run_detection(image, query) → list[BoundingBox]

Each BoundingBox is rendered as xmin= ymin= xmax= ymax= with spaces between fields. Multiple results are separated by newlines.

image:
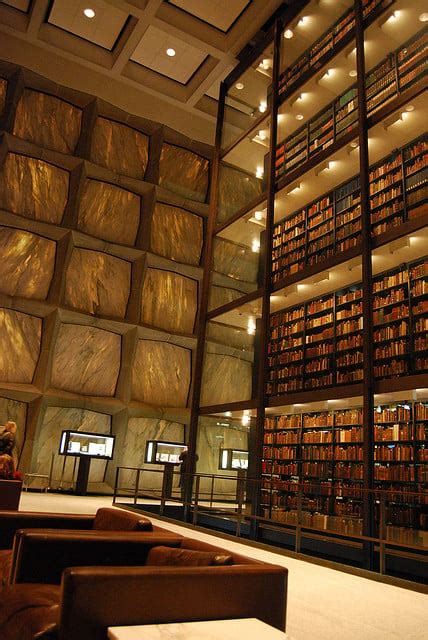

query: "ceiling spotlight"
xmin=349 ymin=70 xmax=357 ymax=77
xmin=235 ymin=82 xmax=244 ymax=90
xmin=420 ymin=13 xmax=428 ymax=22
xmin=405 ymin=104 xmax=415 ymax=112
xmin=166 ymin=48 xmax=176 ymax=57
xmin=350 ymin=140 xmax=359 ymax=148
xmin=378 ymin=10 xmax=397 ymax=28
xmin=284 ymin=28 xmax=294 ymax=39
xmin=83 ymin=8 xmax=95 ymax=18
xmin=295 ymin=114 xmax=304 ymax=120
xmin=259 ymin=101 xmax=267 ymax=113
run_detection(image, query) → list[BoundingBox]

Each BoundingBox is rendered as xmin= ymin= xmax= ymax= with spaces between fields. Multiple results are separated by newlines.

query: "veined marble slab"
xmin=13 ymin=89 xmax=82 ymax=154
xmin=118 ymin=417 xmax=184 ymax=489
xmin=33 ymin=406 xmax=111 ymax=484
xmin=150 ymin=203 xmax=203 ymax=266
xmin=51 ymin=324 xmax=121 ymax=396
xmin=208 ymin=285 xmax=245 ymax=312
xmin=159 ymin=143 xmax=209 ymax=203
xmin=132 ymin=340 xmax=191 ymax=407
xmin=0 ymin=308 xmax=42 ymax=384
xmin=141 ymin=269 xmax=197 ymax=334
xmin=64 ymin=248 xmax=131 ymax=318
xmin=0 ymin=153 xmax=69 ymax=224
xmin=0 ymin=227 xmax=56 ymax=300
xmin=200 ymin=352 xmax=252 ymax=406
xmin=213 ymin=237 xmax=259 ymax=284
xmin=90 ymin=118 xmax=148 ymax=179
xmin=218 ymin=164 xmax=263 ymax=223
xmin=77 ymin=179 xmax=141 ymax=246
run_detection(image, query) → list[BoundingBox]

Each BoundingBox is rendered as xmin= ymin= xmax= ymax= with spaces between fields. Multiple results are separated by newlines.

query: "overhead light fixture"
xmin=258 ymin=130 xmax=267 ymax=140
xmin=420 ymin=13 xmax=428 ymax=22
xmin=256 ymin=166 xmax=264 ymax=179
xmin=284 ymin=181 xmax=301 ymax=195
xmin=383 ymin=112 xmax=403 ymax=129
xmin=376 ymin=405 xmax=382 ymax=414
xmin=346 ymin=46 xmax=356 ymax=58
xmin=405 ymin=104 xmax=415 ymax=112
xmin=83 ymin=8 xmax=95 ymax=18
xmin=258 ymin=101 xmax=267 ymax=113
xmin=295 ymin=114 xmax=304 ymax=120
xmin=252 ymin=239 xmax=260 ymax=253
xmin=297 ymin=16 xmax=308 ymax=26
xmin=389 ymin=236 xmax=410 ymax=254
xmin=315 ymin=161 xmax=331 ymax=176
xmin=166 ymin=48 xmax=176 ymax=57
xmin=235 ymin=82 xmax=244 ymax=90
xmin=378 ymin=10 xmax=397 ymax=28
xmin=317 ymin=69 xmax=333 ymax=83
xmin=311 ymin=271 xmax=330 ymax=284
xmin=254 ymin=210 xmax=264 ymax=221
xmin=349 ymin=70 xmax=357 ymax=77
xmin=247 ymin=318 xmax=256 ymax=336
xmin=284 ymin=28 xmax=294 ymax=39
xmin=260 ymin=58 xmax=272 ymax=70
xmin=241 ymin=412 xmax=251 ymax=427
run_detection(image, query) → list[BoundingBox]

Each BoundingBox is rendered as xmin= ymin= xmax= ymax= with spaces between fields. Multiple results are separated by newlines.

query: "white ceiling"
xmin=0 ymin=0 xmax=290 ymax=143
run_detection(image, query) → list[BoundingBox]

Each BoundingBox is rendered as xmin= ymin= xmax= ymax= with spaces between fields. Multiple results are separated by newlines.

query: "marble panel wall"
xmin=0 ymin=153 xmax=69 ymax=224
xmin=150 ymin=203 xmax=203 ymax=266
xmin=200 ymin=352 xmax=252 ymax=406
xmin=218 ymin=164 xmax=263 ymax=223
xmin=159 ymin=144 xmax=209 ymax=203
xmin=206 ymin=322 xmax=254 ymax=351
xmin=208 ymin=285 xmax=245 ymax=311
xmin=141 ymin=268 xmax=197 ymax=334
xmin=0 ymin=397 xmax=27 ymax=465
xmin=197 ymin=416 xmax=248 ymax=495
xmin=90 ymin=117 xmax=149 ymax=180
xmin=132 ymin=340 xmax=191 ymax=407
xmin=33 ymin=407 xmax=111 ymax=484
xmin=118 ymin=417 xmax=184 ymax=490
xmin=13 ymin=90 xmax=82 ymax=154
xmin=0 ymin=227 xmax=56 ymax=300
xmin=212 ymin=237 xmax=259 ymax=284
xmin=0 ymin=79 xmax=6 ymax=114
xmin=51 ymin=324 xmax=121 ymax=396
xmin=64 ymin=248 xmax=131 ymax=318
xmin=0 ymin=309 xmax=41 ymax=384
xmin=77 ymin=179 xmax=141 ymax=246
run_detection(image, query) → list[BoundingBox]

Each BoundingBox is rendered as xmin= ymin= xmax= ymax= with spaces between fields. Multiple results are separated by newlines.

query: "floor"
xmin=19 ymin=492 xmax=428 ymax=640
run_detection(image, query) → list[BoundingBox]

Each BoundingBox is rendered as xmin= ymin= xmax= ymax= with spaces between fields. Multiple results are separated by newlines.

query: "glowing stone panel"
xmin=159 ymin=143 xmax=209 ymax=202
xmin=150 ymin=202 xmax=202 ymax=266
xmin=90 ymin=117 xmax=148 ymax=179
xmin=0 ymin=309 xmax=41 ymax=384
xmin=141 ymin=269 xmax=197 ymax=334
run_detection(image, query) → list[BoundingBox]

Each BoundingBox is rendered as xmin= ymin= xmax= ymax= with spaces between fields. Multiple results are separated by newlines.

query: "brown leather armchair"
xmin=0 ymin=536 xmax=288 ymax=640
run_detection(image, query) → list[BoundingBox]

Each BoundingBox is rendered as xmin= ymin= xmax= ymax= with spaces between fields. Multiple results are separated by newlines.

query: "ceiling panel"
xmin=131 ymin=25 xmax=208 ymax=84
xmin=47 ymin=0 xmax=129 ymax=51
xmin=167 ymin=0 xmax=251 ymax=33
xmin=1 ymin=0 xmax=30 ymax=11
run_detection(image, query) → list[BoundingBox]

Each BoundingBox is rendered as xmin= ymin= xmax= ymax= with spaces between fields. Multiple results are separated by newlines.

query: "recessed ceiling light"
xmin=405 ymin=104 xmax=415 ymax=112
xmin=296 ymin=114 xmax=304 ymax=120
xmin=166 ymin=48 xmax=176 ymax=57
xmin=83 ymin=8 xmax=95 ymax=18
xmin=350 ymin=140 xmax=359 ymax=148
xmin=420 ymin=13 xmax=428 ymax=22
xmin=284 ymin=29 xmax=294 ymax=39
xmin=349 ymin=70 xmax=357 ymax=77
xmin=235 ymin=82 xmax=244 ymax=90
xmin=259 ymin=101 xmax=267 ymax=113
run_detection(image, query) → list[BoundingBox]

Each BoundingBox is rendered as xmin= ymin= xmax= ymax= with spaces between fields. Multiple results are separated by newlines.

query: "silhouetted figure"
xmin=179 ymin=446 xmax=198 ymax=503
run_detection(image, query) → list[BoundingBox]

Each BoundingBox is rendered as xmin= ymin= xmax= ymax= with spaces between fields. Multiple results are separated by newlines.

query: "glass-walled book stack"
xmin=192 ymin=0 xmax=427 ymax=581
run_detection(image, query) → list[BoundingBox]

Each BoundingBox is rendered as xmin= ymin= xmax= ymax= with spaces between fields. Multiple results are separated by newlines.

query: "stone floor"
xmin=19 ymin=492 xmax=428 ymax=640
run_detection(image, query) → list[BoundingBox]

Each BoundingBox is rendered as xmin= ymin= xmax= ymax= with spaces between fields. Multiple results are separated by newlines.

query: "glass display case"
xmin=144 ymin=440 xmax=187 ymax=465
xmin=59 ymin=430 xmax=115 ymax=460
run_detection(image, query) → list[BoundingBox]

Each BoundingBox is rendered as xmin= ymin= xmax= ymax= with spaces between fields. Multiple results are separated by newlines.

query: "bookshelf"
xmin=335 ymin=285 xmax=364 ymax=385
xmin=409 ymin=257 xmax=428 ymax=373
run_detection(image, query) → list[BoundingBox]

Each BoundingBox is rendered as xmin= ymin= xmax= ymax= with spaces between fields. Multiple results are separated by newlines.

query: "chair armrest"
xmin=59 ymin=564 xmax=288 ymax=640
xmin=0 ymin=511 xmax=95 ymax=549
xmin=11 ymin=530 xmax=183 ymax=585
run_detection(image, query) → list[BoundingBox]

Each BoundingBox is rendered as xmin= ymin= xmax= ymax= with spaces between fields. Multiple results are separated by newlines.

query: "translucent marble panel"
xmin=208 ymin=285 xmax=246 ymax=311
xmin=0 ymin=227 xmax=56 ymax=300
xmin=206 ymin=322 xmax=253 ymax=351
xmin=90 ymin=117 xmax=149 ymax=179
xmin=213 ymin=237 xmax=259 ymax=284
xmin=159 ymin=143 xmax=209 ymax=203
xmin=0 ymin=397 xmax=27 ymax=464
xmin=119 ymin=417 xmax=184 ymax=490
xmin=200 ymin=352 xmax=252 ymax=406
xmin=141 ymin=269 xmax=197 ymax=334
xmin=0 ymin=78 xmax=6 ymax=115
xmin=0 ymin=153 xmax=69 ymax=224
xmin=13 ymin=89 xmax=82 ymax=154
xmin=218 ymin=164 xmax=262 ymax=223
xmin=150 ymin=202 xmax=203 ymax=266
xmin=77 ymin=179 xmax=141 ymax=246
xmin=51 ymin=324 xmax=121 ymax=396
xmin=0 ymin=309 xmax=41 ymax=384
xmin=132 ymin=340 xmax=191 ymax=407
xmin=64 ymin=248 xmax=131 ymax=318
xmin=34 ymin=407 xmax=111 ymax=485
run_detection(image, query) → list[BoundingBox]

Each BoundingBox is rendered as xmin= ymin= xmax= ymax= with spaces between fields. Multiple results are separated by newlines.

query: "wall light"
xmin=349 ymin=70 xmax=357 ymax=77
xmin=315 ymin=161 xmax=331 ymax=176
xmin=297 ymin=16 xmax=308 ymax=26
xmin=235 ymin=82 xmax=244 ymax=90
xmin=295 ymin=114 xmax=304 ymax=121
xmin=378 ymin=10 xmax=398 ymax=28
xmin=284 ymin=181 xmax=301 ymax=195
xmin=256 ymin=166 xmax=264 ymax=179
xmin=259 ymin=101 xmax=267 ymax=113
xmin=383 ymin=112 xmax=402 ymax=129
xmin=420 ymin=13 xmax=428 ymax=22
xmin=254 ymin=210 xmax=264 ymax=221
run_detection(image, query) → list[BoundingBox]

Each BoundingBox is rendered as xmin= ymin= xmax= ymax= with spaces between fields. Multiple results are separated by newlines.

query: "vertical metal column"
xmin=354 ymin=0 xmax=375 ymax=570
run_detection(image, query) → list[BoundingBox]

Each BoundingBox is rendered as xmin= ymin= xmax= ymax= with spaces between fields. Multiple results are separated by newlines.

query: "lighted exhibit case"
xmin=219 ymin=449 xmax=249 ymax=471
xmin=59 ymin=430 xmax=115 ymax=495
xmin=144 ymin=441 xmax=187 ymax=465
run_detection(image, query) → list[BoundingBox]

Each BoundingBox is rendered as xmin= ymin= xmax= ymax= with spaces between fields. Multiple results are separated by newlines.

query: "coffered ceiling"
xmin=0 ymin=0 xmax=291 ymax=143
